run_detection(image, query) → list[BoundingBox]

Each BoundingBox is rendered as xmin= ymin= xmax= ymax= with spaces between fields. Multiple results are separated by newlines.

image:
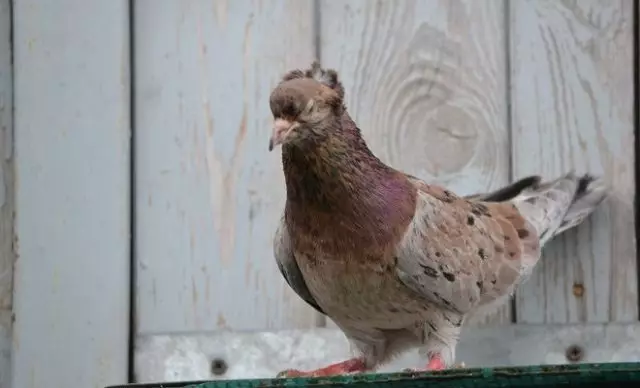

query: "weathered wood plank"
xmin=0 ymin=1 xmax=13 ymax=386
xmin=0 ymin=0 xmax=13 ymax=313
xmin=11 ymin=1 xmax=130 ymax=387
xmin=318 ymin=0 xmax=511 ymax=325
xmin=511 ymin=0 xmax=637 ymax=323
xmin=135 ymin=323 xmax=640 ymax=381
xmin=0 ymin=311 xmax=10 ymax=388
xmin=134 ymin=0 xmax=319 ymax=334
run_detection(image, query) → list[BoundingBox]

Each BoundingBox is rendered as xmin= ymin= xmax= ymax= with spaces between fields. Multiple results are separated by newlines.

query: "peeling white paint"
xmin=136 ymin=324 xmax=640 ymax=382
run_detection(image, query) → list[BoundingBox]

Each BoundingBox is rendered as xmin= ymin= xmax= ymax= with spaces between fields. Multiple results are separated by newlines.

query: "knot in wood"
xmin=572 ymin=283 xmax=584 ymax=297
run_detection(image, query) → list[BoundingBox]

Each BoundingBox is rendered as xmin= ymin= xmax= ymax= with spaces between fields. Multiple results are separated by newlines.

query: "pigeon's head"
xmin=268 ymin=62 xmax=345 ymax=151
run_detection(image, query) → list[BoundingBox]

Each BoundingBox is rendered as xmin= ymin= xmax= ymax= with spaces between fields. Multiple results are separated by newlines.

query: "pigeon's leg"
xmin=276 ymin=327 xmax=386 ymax=378
xmin=406 ymin=313 xmax=463 ymax=372
xmin=402 ymin=351 xmax=446 ymax=372
xmin=425 ymin=354 xmax=446 ymax=370
xmin=276 ymin=358 xmax=367 ymax=378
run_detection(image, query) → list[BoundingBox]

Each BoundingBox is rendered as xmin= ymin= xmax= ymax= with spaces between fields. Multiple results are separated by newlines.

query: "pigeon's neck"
xmin=281 ymin=113 xmax=416 ymax=250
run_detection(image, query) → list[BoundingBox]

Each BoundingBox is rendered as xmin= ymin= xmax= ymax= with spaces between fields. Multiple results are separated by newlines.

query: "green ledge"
xmin=108 ymin=363 xmax=640 ymax=388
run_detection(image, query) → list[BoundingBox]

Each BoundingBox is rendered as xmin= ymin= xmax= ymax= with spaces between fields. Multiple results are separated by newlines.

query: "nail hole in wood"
xmin=572 ymin=283 xmax=584 ymax=297
xmin=565 ymin=345 xmax=584 ymax=362
xmin=211 ymin=358 xmax=228 ymax=375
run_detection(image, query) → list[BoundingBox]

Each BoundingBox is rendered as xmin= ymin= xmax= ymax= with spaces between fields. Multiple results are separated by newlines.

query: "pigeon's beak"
xmin=269 ymin=118 xmax=298 ymax=151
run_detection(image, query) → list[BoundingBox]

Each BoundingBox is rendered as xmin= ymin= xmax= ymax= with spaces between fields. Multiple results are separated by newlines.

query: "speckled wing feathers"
xmin=394 ymin=172 xmax=607 ymax=316
xmin=394 ymin=177 xmax=536 ymax=315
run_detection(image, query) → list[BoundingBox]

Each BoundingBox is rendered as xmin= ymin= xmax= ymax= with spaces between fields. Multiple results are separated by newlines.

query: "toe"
xmin=276 ymin=369 xmax=305 ymax=378
xmin=426 ymin=356 xmax=445 ymax=371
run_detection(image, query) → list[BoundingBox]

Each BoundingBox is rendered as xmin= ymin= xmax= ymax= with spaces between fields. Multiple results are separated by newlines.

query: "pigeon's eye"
xmin=281 ymin=102 xmax=297 ymax=118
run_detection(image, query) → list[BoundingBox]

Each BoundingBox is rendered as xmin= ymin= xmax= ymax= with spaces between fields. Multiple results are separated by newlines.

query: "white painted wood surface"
xmin=11 ymin=1 xmax=131 ymax=387
xmin=0 ymin=0 xmax=13 ymax=386
xmin=134 ymin=0 xmax=320 ymax=335
xmin=135 ymin=323 xmax=640 ymax=382
xmin=318 ymin=0 xmax=511 ymax=326
xmin=511 ymin=0 xmax=638 ymax=324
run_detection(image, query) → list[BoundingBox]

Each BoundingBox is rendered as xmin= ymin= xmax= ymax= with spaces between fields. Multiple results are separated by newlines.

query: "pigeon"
xmin=268 ymin=62 xmax=608 ymax=377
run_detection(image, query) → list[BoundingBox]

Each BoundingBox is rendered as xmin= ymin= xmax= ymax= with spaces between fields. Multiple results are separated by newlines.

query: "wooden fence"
xmin=0 ymin=0 xmax=638 ymax=387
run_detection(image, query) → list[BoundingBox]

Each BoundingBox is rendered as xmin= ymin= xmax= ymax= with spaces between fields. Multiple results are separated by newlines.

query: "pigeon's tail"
xmin=467 ymin=173 xmax=609 ymax=247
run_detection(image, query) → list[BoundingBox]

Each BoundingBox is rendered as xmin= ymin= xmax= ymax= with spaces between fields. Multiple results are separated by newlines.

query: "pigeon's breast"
xmin=295 ymin=250 xmax=433 ymax=329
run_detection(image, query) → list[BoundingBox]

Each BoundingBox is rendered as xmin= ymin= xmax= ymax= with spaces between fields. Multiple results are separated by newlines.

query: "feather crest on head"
xmin=280 ymin=61 xmax=345 ymax=102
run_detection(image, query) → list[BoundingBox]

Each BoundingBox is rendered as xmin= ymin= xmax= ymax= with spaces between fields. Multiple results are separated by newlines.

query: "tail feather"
xmin=464 ymin=175 xmax=542 ymax=202
xmin=509 ymin=172 xmax=608 ymax=246
xmin=553 ymin=174 xmax=608 ymax=236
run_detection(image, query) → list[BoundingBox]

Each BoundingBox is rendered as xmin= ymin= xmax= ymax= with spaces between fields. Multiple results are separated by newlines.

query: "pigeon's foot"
xmin=425 ymin=355 xmax=445 ymax=371
xmin=401 ymin=354 xmax=466 ymax=373
xmin=276 ymin=358 xmax=367 ymax=378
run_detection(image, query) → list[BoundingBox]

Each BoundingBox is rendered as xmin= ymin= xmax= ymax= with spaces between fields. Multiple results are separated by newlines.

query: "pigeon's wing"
xmin=393 ymin=178 xmax=542 ymax=315
xmin=274 ymin=217 xmax=326 ymax=315
xmin=393 ymin=173 xmax=607 ymax=315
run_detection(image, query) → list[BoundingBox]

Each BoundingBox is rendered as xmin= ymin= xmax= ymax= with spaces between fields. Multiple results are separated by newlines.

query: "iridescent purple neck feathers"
xmin=281 ymin=112 xmax=417 ymax=251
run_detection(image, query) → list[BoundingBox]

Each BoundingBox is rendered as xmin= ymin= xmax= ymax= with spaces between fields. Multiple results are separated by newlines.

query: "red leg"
xmin=425 ymin=354 xmax=445 ymax=371
xmin=276 ymin=358 xmax=367 ymax=378
xmin=402 ymin=353 xmax=447 ymax=373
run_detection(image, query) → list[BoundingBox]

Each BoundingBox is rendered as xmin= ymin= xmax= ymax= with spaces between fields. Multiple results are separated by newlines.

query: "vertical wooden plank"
xmin=512 ymin=0 xmax=637 ymax=323
xmin=0 ymin=312 xmax=10 ymax=388
xmin=11 ymin=1 xmax=130 ymax=387
xmin=319 ymin=0 xmax=511 ymax=325
xmin=0 ymin=0 xmax=13 ymax=312
xmin=0 ymin=1 xmax=13 ymax=386
xmin=134 ymin=0 xmax=319 ymax=335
